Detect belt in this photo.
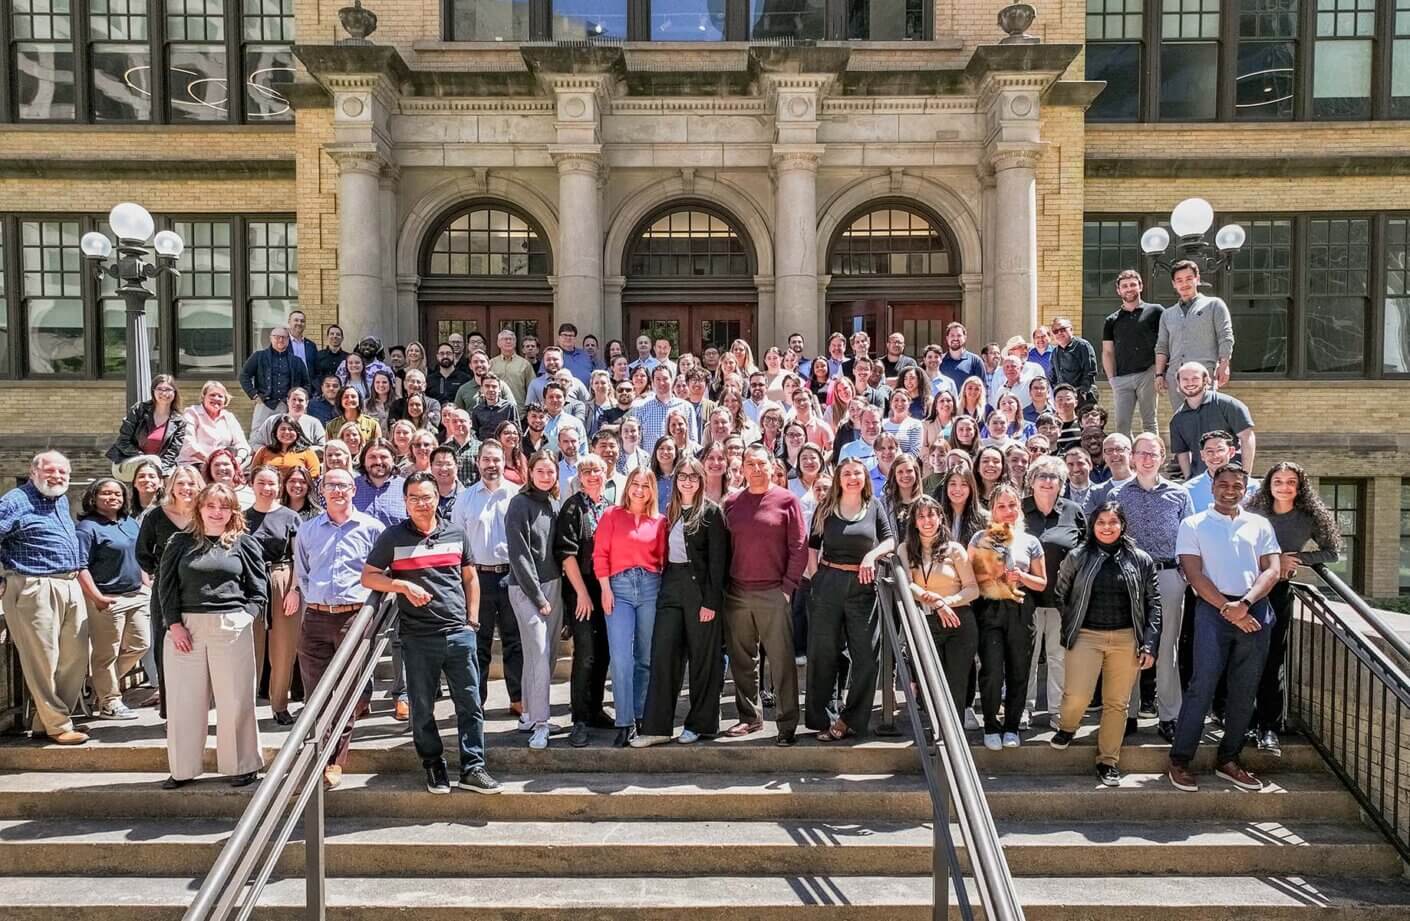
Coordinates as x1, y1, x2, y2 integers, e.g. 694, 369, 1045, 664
666, 561, 691, 570
307, 602, 363, 614
819, 559, 862, 573
268, 562, 292, 572
475, 563, 510, 574
9, 571, 79, 580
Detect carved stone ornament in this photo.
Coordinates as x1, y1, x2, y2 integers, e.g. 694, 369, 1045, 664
997, 3, 1039, 45
338, 0, 378, 45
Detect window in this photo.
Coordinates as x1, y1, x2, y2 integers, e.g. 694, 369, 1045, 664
1312, 0, 1374, 118
1400, 480, 1410, 594
1235, 0, 1297, 120
846, 0, 923, 40
5, 0, 292, 123
1083, 210, 1406, 380
550, 0, 627, 38
651, 0, 726, 39
0, 212, 294, 379
829, 207, 952, 277
1160, 0, 1222, 120
627, 209, 750, 277
1226, 217, 1292, 373
1319, 478, 1363, 592
450, 0, 529, 40
426, 207, 550, 277
1394, 0, 1410, 117
750, 0, 825, 40
1087, 0, 1145, 121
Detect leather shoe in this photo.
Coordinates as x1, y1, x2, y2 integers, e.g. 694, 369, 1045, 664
229, 771, 259, 788
775, 731, 797, 747
47, 730, 89, 745
1157, 720, 1176, 743
569, 722, 590, 748
393, 699, 409, 722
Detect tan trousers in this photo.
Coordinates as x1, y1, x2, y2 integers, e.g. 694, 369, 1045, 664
263, 565, 300, 712
1057, 627, 1139, 767
164, 610, 263, 781
87, 586, 152, 708
2, 572, 88, 735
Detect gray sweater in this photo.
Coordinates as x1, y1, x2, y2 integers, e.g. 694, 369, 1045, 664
1155, 294, 1234, 370
1264, 507, 1340, 565
506, 487, 561, 608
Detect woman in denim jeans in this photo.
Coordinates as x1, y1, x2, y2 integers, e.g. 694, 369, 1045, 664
592, 467, 668, 747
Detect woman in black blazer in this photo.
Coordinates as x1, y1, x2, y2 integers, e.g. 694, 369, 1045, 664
633, 457, 730, 746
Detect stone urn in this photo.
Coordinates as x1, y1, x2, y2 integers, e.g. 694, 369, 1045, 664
338, 0, 378, 44
997, 3, 1039, 44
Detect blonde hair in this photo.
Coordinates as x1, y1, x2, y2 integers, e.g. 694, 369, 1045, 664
187, 482, 247, 549
161, 465, 206, 510
619, 467, 660, 517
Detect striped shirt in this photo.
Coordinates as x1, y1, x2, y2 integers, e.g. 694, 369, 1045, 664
365, 519, 474, 636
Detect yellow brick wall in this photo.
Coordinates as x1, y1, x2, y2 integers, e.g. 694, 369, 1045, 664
1038, 104, 1085, 331
294, 108, 342, 341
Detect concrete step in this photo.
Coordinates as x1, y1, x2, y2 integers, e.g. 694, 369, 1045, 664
1, 874, 1409, 920
0, 770, 1359, 823
0, 818, 1398, 879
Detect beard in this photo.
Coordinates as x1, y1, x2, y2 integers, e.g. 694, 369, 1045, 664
34, 479, 68, 498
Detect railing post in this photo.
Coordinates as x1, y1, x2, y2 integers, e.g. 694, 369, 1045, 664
933, 745, 950, 921
304, 764, 326, 921
878, 608, 899, 735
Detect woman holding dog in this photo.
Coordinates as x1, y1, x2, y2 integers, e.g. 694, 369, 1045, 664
969, 483, 1046, 751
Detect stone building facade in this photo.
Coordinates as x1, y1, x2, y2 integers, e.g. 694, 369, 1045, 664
0, 0, 1406, 595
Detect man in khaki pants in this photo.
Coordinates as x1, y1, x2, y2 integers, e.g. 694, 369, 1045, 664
0, 452, 91, 744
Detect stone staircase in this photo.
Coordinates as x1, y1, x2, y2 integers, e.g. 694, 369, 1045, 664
1, 671, 1408, 919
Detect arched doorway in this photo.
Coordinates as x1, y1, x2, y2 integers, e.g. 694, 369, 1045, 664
621, 203, 757, 356
825, 200, 962, 350
417, 201, 554, 347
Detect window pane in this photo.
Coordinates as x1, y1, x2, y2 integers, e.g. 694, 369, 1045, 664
242, 0, 293, 41
175, 220, 233, 298
14, 42, 76, 120
428, 208, 548, 276
1086, 43, 1142, 120
27, 298, 85, 374
829, 207, 949, 277
1305, 296, 1366, 373
551, 0, 627, 38
169, 46, 229, 121
1235, 40, 1295, 119
1393, 37, 1410, 119
102, 298, 160, 378
846, 0, 924, 40
1384, 218, 1410, 374
1229, 300, 1289, 372
1160, 42, 1219, 119
250, 299, 289, 349
630, 208, 749, 277
1312, 39, 1372, 118
20, 220, 82, 297
0, 229, 8, 376
750, 0, 826, 39
177, 298, 234, 374
1318, 479, 1360, 591
1400, 481, 1410, 594
244, 45, 294, 121
92, 44, 152, 120
450, 0, 529, 40
166, 0, 224, 40
1240, 0, 1297, 37
652, 0, 727, 39
1088, 0, 1144, 40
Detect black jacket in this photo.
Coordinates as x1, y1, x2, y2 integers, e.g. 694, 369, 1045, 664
239, 346, 311, 408
106, 401, 188, 468
675, 502, 731, 612
1055, 541, 1162, 656
1047, 336, 1098, 401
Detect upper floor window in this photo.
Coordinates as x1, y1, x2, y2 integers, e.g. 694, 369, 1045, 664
3, 0, 293, 124
829, 206, 955, 276
425, 206, 551, 277
1087, 0, 1410, 121
446, 0, 927, 41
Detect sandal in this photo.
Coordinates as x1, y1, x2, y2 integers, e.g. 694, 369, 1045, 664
723, 721, 762, 738
817, 721, 854, 742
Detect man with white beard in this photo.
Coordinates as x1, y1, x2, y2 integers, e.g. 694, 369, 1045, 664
0, 452, 91, 744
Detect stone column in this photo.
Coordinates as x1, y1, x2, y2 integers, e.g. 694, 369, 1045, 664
602, 275, 626, 343
552, 149, 605, 338
990, 145, 1040, 342
328, 146, 388, 343
772, 147, 822, 348
378, 164, 405, 343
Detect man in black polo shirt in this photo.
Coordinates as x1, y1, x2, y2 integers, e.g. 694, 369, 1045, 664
362, 472, 500, 796
1169, 362, 1255, 478
1101, 269, 1164, 437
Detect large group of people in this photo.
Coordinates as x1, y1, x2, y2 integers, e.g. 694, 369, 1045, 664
0, 259, 1342, 796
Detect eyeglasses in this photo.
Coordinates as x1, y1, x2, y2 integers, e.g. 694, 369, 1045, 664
1034, 473, 1061, 482
1132, 450, 1162, 459
406, 494, 438, 505
322, 482, 353, 493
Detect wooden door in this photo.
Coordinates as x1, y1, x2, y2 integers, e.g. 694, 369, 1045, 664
828, 300, 884, 349
626, 305, 754, 355
890, 302, 959, 351
422, 304, 552, 349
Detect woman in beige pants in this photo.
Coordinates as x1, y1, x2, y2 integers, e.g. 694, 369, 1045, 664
158, 483, 269, 789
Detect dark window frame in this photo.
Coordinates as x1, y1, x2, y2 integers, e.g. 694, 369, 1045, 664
1318, 476, 1365, 593
442, 0, 930, 41
1399, 477, 1409, 595
417, 199, 556, 304
0, 211, 295, 381
2, 0, 293, 124
1087, 0, 1406, 121
1081, 208, 1410, 381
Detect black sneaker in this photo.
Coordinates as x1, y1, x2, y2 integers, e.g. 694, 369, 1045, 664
1157, 720, 1176, 743
1049, 730, 1074, 750
1138, 701, 1157, 719
762, 690, 776, 709
1257, 729, 1281, 755
1096, 764, 1121, 787
456, 767, 501, 795
229, 771, 259, 788
569, 721, 590, 748
775, 731, 797, 747
425, 761, 451, 795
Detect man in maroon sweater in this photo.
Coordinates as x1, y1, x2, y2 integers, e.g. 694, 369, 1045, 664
722, 443, 808, 745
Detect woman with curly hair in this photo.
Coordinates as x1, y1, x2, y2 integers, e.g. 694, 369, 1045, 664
1244, 461, 1341, 754
895, 366, 931, 420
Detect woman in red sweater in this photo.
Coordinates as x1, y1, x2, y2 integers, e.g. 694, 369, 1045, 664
592, 467, 668, 747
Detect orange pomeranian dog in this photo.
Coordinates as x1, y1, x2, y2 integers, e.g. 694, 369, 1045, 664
970, 521, 1026, 604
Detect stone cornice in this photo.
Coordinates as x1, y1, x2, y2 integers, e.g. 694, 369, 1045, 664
325, 143, 389, 175
294, 44, 411, 87
988, 143, 1043, 172
1086, 155, 1410, 178
550, 146, 604, 175
771, 145, 824, 173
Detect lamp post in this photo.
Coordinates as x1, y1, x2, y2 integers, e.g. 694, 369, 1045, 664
80, 203, 183, 408
1139, 197, 1246, 278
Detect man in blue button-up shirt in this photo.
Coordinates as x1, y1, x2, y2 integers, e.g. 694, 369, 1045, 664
0, 452, 91, 744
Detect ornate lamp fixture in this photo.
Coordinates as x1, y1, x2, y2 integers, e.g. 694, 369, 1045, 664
1139, 197, 1246, 276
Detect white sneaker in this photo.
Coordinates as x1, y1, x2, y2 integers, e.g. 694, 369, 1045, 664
1002, 732, 1021, 749
629, 734, 672, 748
528, 724, 550, 750
518, 716, 534, 733
794, 655, 806, 665
100, 702, 139, 721
677, 729, 701, 745
1018, 709, 1032, 731
983, 733, 1002, 751
964, 708, 981, 731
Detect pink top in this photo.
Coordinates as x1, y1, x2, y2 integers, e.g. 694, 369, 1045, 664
179, 406, 251, 465
591, 505, 668, 579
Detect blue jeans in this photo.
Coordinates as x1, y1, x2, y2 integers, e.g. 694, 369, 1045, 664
607, 567, 661, 727
400, 628, 485, 771
1170, 599, 1272, 767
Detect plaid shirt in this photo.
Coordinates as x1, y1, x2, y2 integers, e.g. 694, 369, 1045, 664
447, 436, 483, 488
628, 395, 691, 450
0, 482, 85, 575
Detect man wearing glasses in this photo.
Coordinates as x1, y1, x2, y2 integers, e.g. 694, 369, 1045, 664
1046, 316, 1098, 410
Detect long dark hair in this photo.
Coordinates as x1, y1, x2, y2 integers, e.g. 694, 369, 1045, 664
80, 477, 130, 519
269, 414, 310, 453
1086, 500, 1136, 553
1246, 460, 1342, 553
126, 459, 164, 515
904, 495, 951, 567
937, 467, 987, 544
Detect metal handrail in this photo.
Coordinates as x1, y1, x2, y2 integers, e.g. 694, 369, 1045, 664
875, 556, 1026, 921
184, 592, 395, 921
1288, 565, 1410, 862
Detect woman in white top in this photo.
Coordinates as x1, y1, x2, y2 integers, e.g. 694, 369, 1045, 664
179, 381, 251, 467
882, 389, 925, 456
